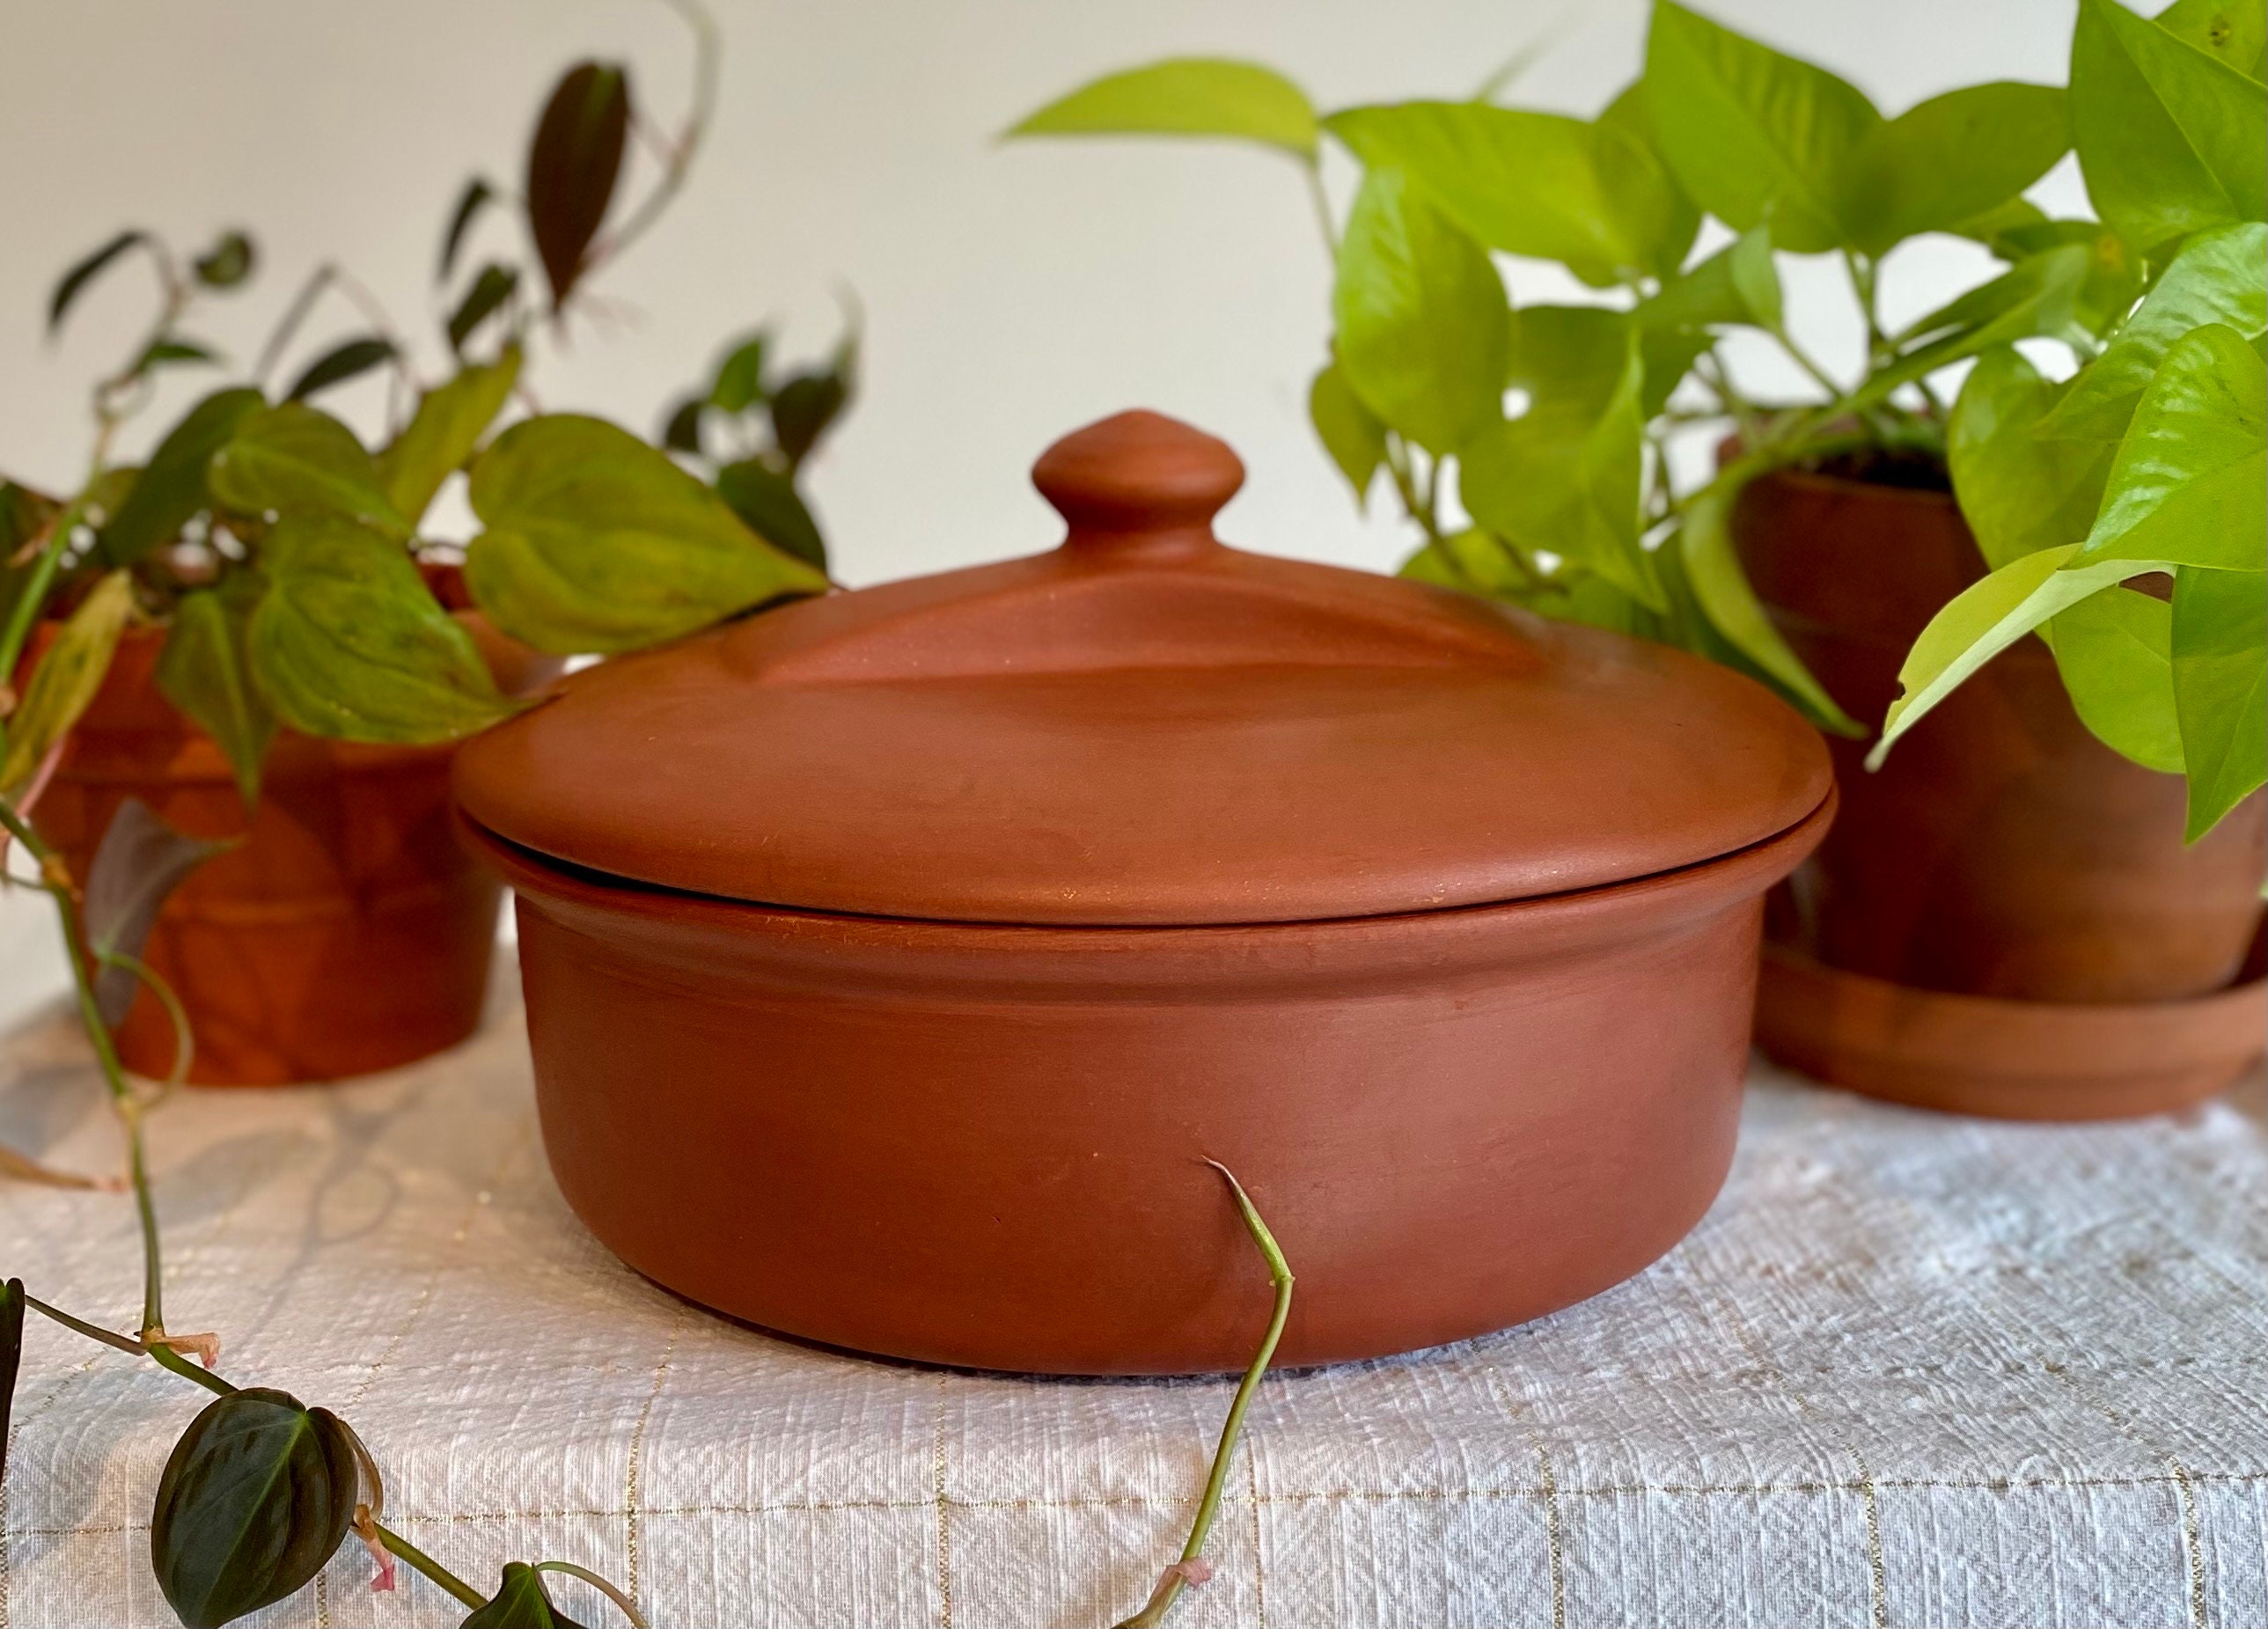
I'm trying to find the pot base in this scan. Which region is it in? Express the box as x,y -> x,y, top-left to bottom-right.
1755,944 -> 2268,1121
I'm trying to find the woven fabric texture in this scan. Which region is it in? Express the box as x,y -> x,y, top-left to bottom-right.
2,980 -> 2264,1629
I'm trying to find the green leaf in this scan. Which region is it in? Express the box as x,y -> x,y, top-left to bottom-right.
209,403 -> 409,539
151,1388 -> 357,1629
1855,243 -> 2092,412
135,338 -> 222,375
1398,528 -> 1541,598
0,481 -> 62,635
2047,222 -> 2267,437
714,458 -> 827,572
1949,348 -> 2116,569
1332,168 -> 1509,456
770,369 -> 850,467
193,231 -> 256,290
1007,58 -> 1317,158
82,796 -> 231,1023
1843,83 -> 2069,257
1595,79 -> 1703,275
2044,583 -> 2187,772
2171,561 -> 2268,835
0,569 -> 132,796
459,1563 -> 596,1629
1638,222 -> 1780,334
465,415 -> 829,655
661,395 -> 707,457
1324,100 -> 1689,286
439,177 -> 495,282
1638,325 -> 1714,419
2071,0 -> 2267,253
97,387 -> 265,567
1,1280 -> 23,1490
2072,321 -> 2267,571
157,577 -> 276,807
2155,0 -> 2268,78
284,336 -> 396,402
377,344 -> 524,527
708,331 -> 770,414
1642,0 -> 1881,253
1308,360 -> 1388,506
250,516 -> 523,744
1987,218 -> 2149,338
48,230 -> 146,333
449,263 -> 521,355
525,61 -> 631,309
1678,467 -> 1861,733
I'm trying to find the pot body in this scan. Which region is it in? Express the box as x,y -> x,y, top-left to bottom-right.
465,795 -> 1831,1376
1734,467 -> 2265,1004
26,599 -> 556,1085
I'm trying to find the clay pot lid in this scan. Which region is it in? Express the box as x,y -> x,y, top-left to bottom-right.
453,410 -> 1831,927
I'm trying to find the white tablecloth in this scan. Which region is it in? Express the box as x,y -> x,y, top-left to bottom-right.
2,967 -> 2264,1629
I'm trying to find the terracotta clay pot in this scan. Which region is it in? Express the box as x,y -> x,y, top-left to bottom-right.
1734,465 -> 2267,1115
26,567 -> 561,1085
455,411 -> 1835,1374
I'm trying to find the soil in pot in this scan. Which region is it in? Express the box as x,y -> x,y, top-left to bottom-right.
1734,460 -> 2267,1116
21,566 -> 561,1086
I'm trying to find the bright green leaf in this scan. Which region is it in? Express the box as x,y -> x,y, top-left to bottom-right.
2170,561 -> 2267,835
1331,168 -> 1510,455
1596,79 -> 1703,275
714,458 -> 827,572
2071,0 -> 2267,253
156,576 -> 276,807
1856,243 -> 2092,411
97,388 -> 265,567
250,515 -> 523,744
2044,584 -> 2187,771
209,403 -> 408,539
709,332 -> 770,414
1008,58 -> 1318,158
377,344 -> 524,527
1949,348 -> 2116,569
48,231 -> 146,334
1638,223 -> 1780,334
0,569 -> 132,795
1988,218 -> 2149,337
1642,0 -> 1882,253
1844,83 -> 2069,256
1507,304 -> 1633,416
1308,360 -> 1387,506
1325,101 -> 1688,286
2072,321 -> 2267,571
465,414 -> 828,655
2154,0 -> 2268,77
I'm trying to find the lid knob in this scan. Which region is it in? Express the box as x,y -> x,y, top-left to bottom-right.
1032,409 -> 1243,556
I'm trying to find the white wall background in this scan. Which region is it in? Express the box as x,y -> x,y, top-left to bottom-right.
0,0 -> 2081,1025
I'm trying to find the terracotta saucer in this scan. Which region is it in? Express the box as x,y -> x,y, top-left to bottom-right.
1754,943 -> 2268,1121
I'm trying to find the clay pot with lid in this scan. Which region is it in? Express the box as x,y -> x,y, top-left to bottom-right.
455,411 -> 1833,1374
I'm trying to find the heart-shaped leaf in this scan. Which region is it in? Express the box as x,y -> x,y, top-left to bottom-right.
1841,82 -> 2069,257
2044,584 -> 2185,774
2155,0 -> 2268,77
1949,348 -> 2114,570
49,231 -> 146,334
1308,360 -> 1387,507
249,515 -> 524,744
525,61 -> 631,309
96,387 -> 265,568
1,569 -> 133,796
459,1563 -> 597,1629
1007,58 -> 1317,158
156,576 -> 276,807
83,796 -> 231,1024
466,415 -> 828,655
209,404 -> 409,539
2170,561 -> 2267,838
714,459 -> 827,572
377,344 -> 524,527
150,1387 -> 357,1629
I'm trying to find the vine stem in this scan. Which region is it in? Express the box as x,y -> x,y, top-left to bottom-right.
1112,1162 -> 1294,1629
373,1522 -> 488,1609
581,0 -> 719,279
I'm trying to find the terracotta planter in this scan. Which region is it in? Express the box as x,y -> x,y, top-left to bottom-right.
1734,465 -> 2267,1114
455,411 -> 1836,1374
26,569 -> 560,1086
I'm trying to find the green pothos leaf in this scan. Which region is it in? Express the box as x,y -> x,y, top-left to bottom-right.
1007,58 -> 1319,158
2170,562 -> 2267,838
1949,348 -> 2114,570
1308,360 -> 1387,507
2042,583 -> 2185,775
157,576 -> 277,807
0,569 -> 133,796
150,1387 -> 358,1629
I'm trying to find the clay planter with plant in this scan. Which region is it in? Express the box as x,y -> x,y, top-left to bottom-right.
1011,0 -> 2267,1119
0,18 -> 850,1086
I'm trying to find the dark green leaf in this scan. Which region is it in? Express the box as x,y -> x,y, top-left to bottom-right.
83,796 -> 231,1022
2044,584 -> 2185,773
285,336 -> 396,402
1007,58 -> 1318,158
1642,0 -> 1881,253
1,481 -> 62,635
660,396 -> 707,457
708,332 -> 770,414
98,387 -> 265,567
2070,321 -> 2266,572
2046,221 -> 2267,437
48,230 -> 146,334
1950,348 -> 2115,569
0,569 -> 132,796
770,370 -> 849,466
150,1387 -> 356,1629
1325,100 -> 1689,286
249,516 -> 524,744
525,61 -> 631,309
192,231 -> 256,290
1843,83 -> 2069,256
715,458 -> 827,571
135,338 -> 222,374
1308,360 -> 1388,506
209,403 -> 409,539
459,1563 -> 596,1629
466,415 -> 828,654
2071,0 -> 2267,253
449,263 -> 521,356
377,344 -> 524,526
2154,0 -> 2268,78
157,577 -> 276,809
2171,561 -> 2267,836
1332,168 -> 1509,456
440,178 -> 496,282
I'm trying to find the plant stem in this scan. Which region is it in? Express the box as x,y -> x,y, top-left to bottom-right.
373,1522 -> 488,1609
0,495 -> 84,724
1302,158 -> 1337,260
1769,325 -> 1846,403
1112,1162 -> 1294,1629
23,1292 -> 148,1356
